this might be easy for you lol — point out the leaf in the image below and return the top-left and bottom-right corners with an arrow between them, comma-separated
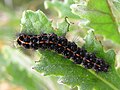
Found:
20,10 -> 120,89
70,0 -> 120,44
21,10 -> 70,36
21,10 -> 54,34
113,0 -> 120,12
34,31 -> 120,90
0,52 -> 8,80
1,46 -> 51,90
115,51 -> 120,77
44,0 -> 80,19
112,0 -> 120,26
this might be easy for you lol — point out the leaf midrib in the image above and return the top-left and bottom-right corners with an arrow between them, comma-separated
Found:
43,61 -> 118,89
89,70 -> 118,90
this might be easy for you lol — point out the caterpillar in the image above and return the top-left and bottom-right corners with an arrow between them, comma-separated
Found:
17,33 -> 109,72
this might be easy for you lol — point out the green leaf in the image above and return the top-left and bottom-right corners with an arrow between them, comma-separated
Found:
34,31 -> 120,90
20,10 -> 120,89
44,0 -> 80,19
115,51 -> 120,77
21,10 -> 54,34
70,0 -> 120,44
0,52 -> 8,80
113,0 -> 120,12
21,10 -> 70,35
1,46 -> 51,90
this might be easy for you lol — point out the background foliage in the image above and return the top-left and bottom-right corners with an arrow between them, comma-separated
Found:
0,0 -> 120,90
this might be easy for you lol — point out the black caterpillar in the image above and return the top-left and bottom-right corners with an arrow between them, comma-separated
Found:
17,33 -> 109,72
